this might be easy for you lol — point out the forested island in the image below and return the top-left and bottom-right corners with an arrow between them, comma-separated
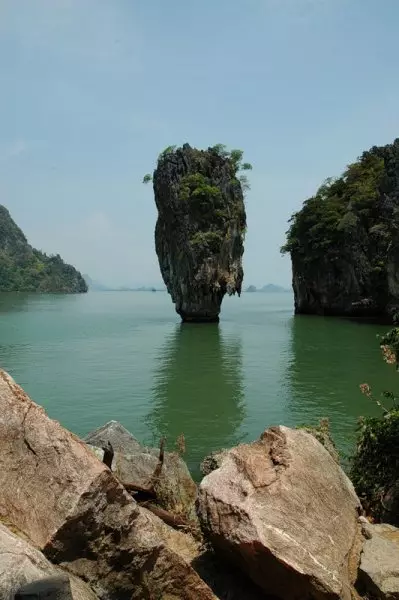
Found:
0,205 -> 87,293
283,138 -> 399,320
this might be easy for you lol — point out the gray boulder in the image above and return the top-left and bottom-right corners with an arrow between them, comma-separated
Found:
357,520 -> 399,599
84,420 -> 142,455
85,421 -> 198,521
0,522 -> 98,600
200,450 -> 229,476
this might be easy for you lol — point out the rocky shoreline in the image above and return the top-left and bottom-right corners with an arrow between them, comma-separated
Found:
0,369 -> 398,600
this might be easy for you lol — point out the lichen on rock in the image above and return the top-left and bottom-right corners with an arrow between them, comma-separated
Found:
147,143 -> 249,322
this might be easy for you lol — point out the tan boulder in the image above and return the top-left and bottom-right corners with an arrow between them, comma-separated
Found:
198,426 -> 362,600
0,522 -> 98,600
0,370 -> 216,600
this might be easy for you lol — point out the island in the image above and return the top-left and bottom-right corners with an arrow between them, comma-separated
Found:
0,205 -> 87,293
144,144 -> 251,322
282,138 -> 399,320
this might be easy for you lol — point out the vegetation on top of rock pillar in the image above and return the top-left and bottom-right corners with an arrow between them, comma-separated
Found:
351,325 -> 399,524
143,143 -> 250,262
143,143 -> 252,192
210,144 -> 253,192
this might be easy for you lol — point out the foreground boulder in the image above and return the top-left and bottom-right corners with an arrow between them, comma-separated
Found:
0,370 -> 216,600
0,522 -> 98,600
85,420 -> 197,521
198,426 -> 362,600
356,520 -> 399,599
152,143 -> 247,322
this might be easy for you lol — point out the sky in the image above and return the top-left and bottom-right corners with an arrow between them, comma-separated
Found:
1,0 -> 399,288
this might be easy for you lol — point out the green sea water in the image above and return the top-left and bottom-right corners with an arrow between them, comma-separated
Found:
0,291 -> 396,477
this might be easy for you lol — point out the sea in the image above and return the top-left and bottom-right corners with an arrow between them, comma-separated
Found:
0,290 -> 396,478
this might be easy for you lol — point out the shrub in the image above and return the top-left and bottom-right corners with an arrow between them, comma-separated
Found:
350,329 -> 399,524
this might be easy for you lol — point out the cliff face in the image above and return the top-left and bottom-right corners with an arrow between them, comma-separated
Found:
0,205 -> 87,293
283,139 -> 399,320
153,144 -> 246,322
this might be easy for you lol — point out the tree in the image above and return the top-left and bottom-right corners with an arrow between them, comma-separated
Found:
143,174 -> 152,184
143,143 -> 253,192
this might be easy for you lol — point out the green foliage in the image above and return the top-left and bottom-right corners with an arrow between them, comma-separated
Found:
0,206 -> 87,293
380,326 -> 399,368
147,143 -> 249,262
351,325 -> 399,522
210,143 -> 229,158
280,141 -> 399,314
179,174 -> 222,205
154,143 -> 253,191
158,145 -> 177,160
228,149 -> 253,190
190,230 -> 224,253
239,174 -> 250,192
351,407 -> 399,521
281,147 -> 389,262
229,149 -> 244,168
142,173 -> 152,184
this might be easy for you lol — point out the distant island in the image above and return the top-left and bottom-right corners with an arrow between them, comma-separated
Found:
0,205 -> 87,293
245,284 -> 290,293
83,275 -> 165,292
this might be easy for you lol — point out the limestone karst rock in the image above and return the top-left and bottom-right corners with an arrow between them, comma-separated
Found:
151,144 -> 248,322
282,138 -> 399,320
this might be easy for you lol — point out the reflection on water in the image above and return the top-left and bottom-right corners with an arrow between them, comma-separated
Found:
1,291 -> 396,473
287,315 -> 397,455
148,323 -> 245,476
0,293 -> 30,313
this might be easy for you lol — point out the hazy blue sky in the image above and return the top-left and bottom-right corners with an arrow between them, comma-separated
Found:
1,0 -> 398,287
